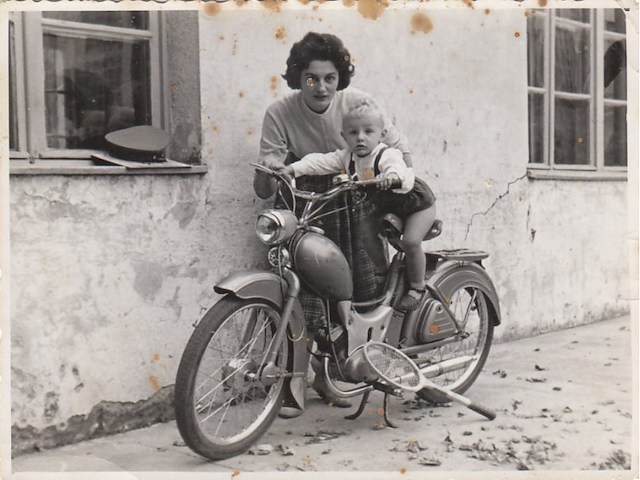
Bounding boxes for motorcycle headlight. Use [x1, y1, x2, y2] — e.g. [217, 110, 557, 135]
[255, 209, 297, 245]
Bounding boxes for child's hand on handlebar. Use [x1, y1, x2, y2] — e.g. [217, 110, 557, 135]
[260, 159, 287, 171]
[378, 173, 401, 190]
[275, 165, 295, 176]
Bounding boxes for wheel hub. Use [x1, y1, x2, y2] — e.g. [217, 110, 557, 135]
[222, 358, 258, 394]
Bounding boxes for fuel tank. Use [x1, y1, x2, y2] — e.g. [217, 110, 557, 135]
[291, 231, 353, 300]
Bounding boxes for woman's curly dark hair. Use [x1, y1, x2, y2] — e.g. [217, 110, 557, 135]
[283, 32, 355, 91]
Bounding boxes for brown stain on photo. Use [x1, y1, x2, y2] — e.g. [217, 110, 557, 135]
[411, 12, 433, 34]
[514, 31, 521, 38]
[538, 0, 548, 6]
[203, 2, 222, 16]
[275, 26, 286, 40]
[238, 91, 245, 98]
[261, 0, 284, 12]
[343, 0, 356, 6]
[358, 0, 389, 20]
[270, 75, 278, 91]
[149, 375, 161, 391]
[462, 0, 475, 9]
[152, 353, 160, 362]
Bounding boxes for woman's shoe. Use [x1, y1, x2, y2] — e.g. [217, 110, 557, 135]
[399, 288, 425, 311]
[311, 376, 352, 408]
[278, 406, 303, 419]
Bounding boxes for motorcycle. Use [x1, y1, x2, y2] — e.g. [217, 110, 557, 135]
[174, 164, 501, 461]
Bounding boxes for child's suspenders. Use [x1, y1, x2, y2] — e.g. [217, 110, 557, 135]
[348, 147, 388, 179]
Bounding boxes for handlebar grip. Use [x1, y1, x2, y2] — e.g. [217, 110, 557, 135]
[468, 402, 497, 421]
[388, 177, 403, 189]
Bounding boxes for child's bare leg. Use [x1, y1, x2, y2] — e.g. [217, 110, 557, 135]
[399, 205, 436, 309]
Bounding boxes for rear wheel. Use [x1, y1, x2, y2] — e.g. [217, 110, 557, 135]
[174, 297, 289, 460]
[413, 273, 494, 403]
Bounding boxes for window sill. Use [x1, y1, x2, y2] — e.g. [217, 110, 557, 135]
[9, 158, 208, 176]
[527, 168, 627, 181]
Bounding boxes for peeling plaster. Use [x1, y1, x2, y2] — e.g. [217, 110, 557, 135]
[133, 261, 164, 302]
[12, 386, 175, 456]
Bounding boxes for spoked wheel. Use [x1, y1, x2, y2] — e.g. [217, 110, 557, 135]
[174, 297, 289, 460]
[413, 275, 494, 404]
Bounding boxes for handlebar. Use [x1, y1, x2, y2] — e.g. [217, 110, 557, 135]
[251, 163, 402, 203]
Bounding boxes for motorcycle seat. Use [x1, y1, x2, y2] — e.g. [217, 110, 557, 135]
[381, 213, 443, 245]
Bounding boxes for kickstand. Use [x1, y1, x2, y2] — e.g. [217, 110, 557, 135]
[345, 391, 370, 420]
[383, 393, 398, 428]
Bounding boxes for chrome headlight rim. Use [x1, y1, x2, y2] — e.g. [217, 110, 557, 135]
[255, 209, 297, 246]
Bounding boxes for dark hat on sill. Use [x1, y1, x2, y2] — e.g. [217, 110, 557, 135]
[105, 125, 172, 162]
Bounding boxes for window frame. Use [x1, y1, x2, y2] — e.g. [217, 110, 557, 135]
[8, 11, 202, 174]
[527, 8, 628, 181]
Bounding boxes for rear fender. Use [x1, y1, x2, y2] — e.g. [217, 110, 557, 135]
[214, 270, 310, 407]
[427, 261, 501, 326]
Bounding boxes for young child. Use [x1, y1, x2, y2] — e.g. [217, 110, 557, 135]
[279, 98, 436, 310]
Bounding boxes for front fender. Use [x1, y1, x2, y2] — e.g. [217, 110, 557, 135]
[428, 261, 502, 326]
[214, 270, 310, 408]
[215, 269, 286, 305]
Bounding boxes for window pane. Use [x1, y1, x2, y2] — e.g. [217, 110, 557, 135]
[604, 105, 627, 167]
[554, 98, 590, 165]
[527, 14, 546, 88]
[604, 39, 626, 100]
[43, 34, 151, 150]
[42, 11, 148, 30]
[555, 24, 591, 94]
[604, 8, 625, 33]
[9, 20, 17, 151]
[556, 9, 591, 23]
[528, 93, 545, 164]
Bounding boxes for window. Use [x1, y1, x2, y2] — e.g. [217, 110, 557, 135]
[9, 11, 203, 172]
[527, 8, 627, 179]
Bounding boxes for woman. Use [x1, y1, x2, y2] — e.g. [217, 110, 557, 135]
[255, 32, 412, 418]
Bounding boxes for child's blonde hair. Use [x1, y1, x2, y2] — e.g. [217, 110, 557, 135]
[343, 98, 385, 126]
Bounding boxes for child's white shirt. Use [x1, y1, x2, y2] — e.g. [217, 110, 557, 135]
[291, 143, 415, 194]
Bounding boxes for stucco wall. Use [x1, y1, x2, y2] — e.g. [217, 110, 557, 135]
[10, 5, 630, 453]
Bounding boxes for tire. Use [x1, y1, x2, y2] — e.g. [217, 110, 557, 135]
[413, 271, 494, 404]
[174, 296, 289, 460]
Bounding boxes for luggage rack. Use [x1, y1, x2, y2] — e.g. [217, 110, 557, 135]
[427, 249, 490, 262]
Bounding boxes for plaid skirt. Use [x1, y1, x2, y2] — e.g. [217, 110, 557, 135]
[275, 172, 387, 335]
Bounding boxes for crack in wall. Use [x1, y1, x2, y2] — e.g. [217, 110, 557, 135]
[465, 173, 528, 240]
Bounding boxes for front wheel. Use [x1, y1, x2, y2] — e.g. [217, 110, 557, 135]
[174, 297, 289, 460]
[413, 273, 494, 403]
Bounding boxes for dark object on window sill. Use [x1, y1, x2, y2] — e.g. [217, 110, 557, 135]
[105, 125, 172, 162]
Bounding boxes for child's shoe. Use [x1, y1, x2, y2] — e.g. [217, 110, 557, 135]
[399, 288, 425, 311]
